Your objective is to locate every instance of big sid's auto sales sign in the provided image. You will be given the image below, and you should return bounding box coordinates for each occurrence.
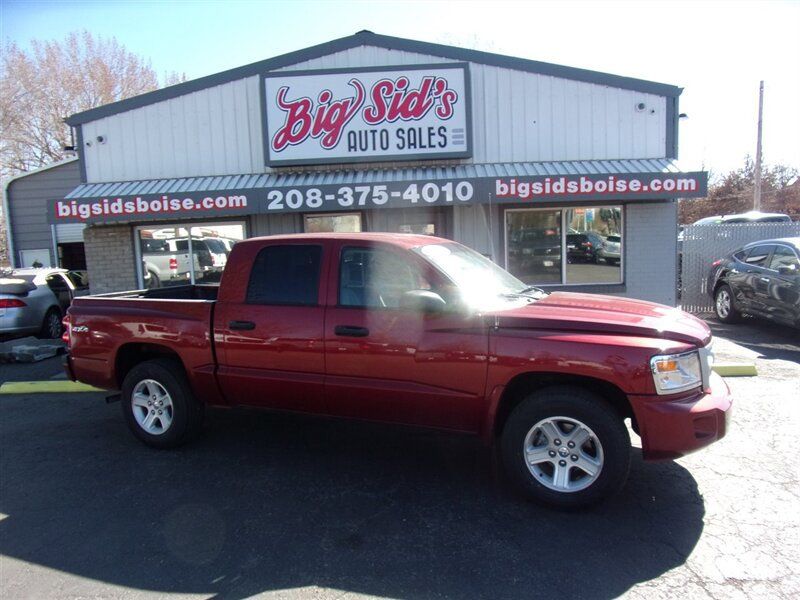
[262,64,471,166]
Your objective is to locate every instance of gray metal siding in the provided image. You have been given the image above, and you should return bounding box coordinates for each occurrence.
[251,212,302,236]
[55,223,86,243]
[80,46,668,183]
[622,201,678,305]
[6,160,81,266]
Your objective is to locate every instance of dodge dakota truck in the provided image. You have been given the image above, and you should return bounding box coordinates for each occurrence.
[64,233,732,507]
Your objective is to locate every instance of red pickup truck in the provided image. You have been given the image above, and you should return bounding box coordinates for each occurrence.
[64,233,732,507]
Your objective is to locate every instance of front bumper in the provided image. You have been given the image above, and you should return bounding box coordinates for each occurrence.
[633,371,733,460]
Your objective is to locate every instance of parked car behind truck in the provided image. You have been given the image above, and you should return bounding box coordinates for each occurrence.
[1,268,89,338]
[64,233,732,508]
[708,237,800,328]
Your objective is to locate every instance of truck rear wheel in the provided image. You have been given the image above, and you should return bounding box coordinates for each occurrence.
[121,358,204,449]
[500,386,630,508]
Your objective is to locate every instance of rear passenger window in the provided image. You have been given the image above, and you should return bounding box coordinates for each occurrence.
[247,245,322,305]
[768,246,800,271]
[744,245,774,267]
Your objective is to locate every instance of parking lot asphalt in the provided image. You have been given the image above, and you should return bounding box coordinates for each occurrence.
[1,319,798,599]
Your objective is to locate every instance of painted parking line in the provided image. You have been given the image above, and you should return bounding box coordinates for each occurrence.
[0,381,103,394]
[713,363,758,377]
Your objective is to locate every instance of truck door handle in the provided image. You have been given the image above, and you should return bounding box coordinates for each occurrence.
[760,277,770,283]
[334,325,369,337]
[229,320,256,330]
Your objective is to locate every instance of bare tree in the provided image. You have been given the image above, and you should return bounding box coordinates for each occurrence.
[0,30,184,266]
[679,157,800,224]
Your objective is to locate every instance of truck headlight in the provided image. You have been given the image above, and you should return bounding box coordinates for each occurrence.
[650,350,702,395]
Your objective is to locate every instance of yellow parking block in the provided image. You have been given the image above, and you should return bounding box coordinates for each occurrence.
[0,381,104,394]
[712,363,758,377]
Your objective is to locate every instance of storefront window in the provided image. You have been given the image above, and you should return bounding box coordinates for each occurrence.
[189,224,245,284]
[137,222,245,288]
[304,213,362,233]
[505,210,562,284]
[397,223,436,235]
[565,207,622,284]
[505,207,623,286]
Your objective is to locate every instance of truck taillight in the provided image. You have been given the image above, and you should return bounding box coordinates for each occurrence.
[711,259,723,267]
[62,314,71,346]
[169,258,178,270]
[0,298,27,308]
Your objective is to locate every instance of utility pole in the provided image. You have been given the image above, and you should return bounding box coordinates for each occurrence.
[753,80,764,211]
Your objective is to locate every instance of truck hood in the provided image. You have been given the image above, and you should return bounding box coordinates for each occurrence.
[489,292,711,346]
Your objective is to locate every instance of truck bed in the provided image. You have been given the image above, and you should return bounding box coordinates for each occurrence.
[67,284,222,404]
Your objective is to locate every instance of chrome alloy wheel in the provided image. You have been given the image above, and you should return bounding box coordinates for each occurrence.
[131,379,174,435]
[716,288,731,319]
[523,416,604,493]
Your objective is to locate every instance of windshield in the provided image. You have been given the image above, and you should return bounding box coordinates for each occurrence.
[415,242,545,308]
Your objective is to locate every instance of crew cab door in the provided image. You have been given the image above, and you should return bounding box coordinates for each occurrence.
[764,244,800,325]
[735,244,775,314]
[214,241,329,412]
[323,242,489,433]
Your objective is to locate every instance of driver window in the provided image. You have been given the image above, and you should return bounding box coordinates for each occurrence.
[339,247,431,308]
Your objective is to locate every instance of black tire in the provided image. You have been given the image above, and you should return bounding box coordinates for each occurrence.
[500,385,631,509]
[714,283,741,323]
[120,358,204,449]
[146,270,160,289]
[38,307,62,339]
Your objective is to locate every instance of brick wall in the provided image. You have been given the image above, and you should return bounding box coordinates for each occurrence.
[623,201,678,306]
[83,225,137,294]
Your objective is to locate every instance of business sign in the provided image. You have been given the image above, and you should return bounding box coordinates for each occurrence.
[49,171,707,224]
[262,64,471,166]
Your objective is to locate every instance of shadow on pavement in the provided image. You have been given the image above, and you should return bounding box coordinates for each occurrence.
[1,395,705,599]
[708,318,800,364]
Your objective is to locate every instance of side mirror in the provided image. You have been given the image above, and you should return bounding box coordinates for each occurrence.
[401,289,447,313]
[778,264,798,276]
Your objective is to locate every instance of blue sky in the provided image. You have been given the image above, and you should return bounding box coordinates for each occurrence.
[2,0,799,176]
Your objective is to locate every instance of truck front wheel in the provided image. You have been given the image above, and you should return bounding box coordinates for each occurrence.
[500,386,630,508]
[121,358,204,448]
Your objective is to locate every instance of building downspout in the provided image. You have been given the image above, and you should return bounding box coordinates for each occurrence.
[50,224,59,268]
[1,183,17,268]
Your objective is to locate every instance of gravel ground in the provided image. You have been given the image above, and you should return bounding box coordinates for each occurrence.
[0,318,798,599]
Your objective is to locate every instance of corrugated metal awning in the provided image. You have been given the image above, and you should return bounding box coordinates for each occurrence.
[65,158,686,199]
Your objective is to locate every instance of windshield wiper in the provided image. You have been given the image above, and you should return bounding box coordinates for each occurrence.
[498,287,548,302]
[518,285,548,296]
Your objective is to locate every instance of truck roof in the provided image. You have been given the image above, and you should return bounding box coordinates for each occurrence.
[237,232,451,249]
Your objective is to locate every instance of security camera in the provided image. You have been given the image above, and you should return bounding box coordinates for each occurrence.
[636,102,646,112]
[96,135,106,144]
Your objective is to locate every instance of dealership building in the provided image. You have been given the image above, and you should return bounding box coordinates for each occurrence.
[8,31,707,303]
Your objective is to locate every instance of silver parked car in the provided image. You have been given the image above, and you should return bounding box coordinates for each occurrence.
[598,234,621,265]
[0,268,89,338]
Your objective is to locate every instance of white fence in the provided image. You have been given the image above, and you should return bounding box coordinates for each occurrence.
[679,222,800,313]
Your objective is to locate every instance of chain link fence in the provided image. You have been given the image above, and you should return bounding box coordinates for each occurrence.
[679,222,800,313]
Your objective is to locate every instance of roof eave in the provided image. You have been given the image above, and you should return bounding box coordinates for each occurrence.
[65,30,682,127]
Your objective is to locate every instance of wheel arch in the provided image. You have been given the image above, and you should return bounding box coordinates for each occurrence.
[491,372,634,439]
[114,343,184,389]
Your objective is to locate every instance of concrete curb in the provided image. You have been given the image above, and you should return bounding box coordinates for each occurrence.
[0,381,103,394]
[713,363,758,377]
